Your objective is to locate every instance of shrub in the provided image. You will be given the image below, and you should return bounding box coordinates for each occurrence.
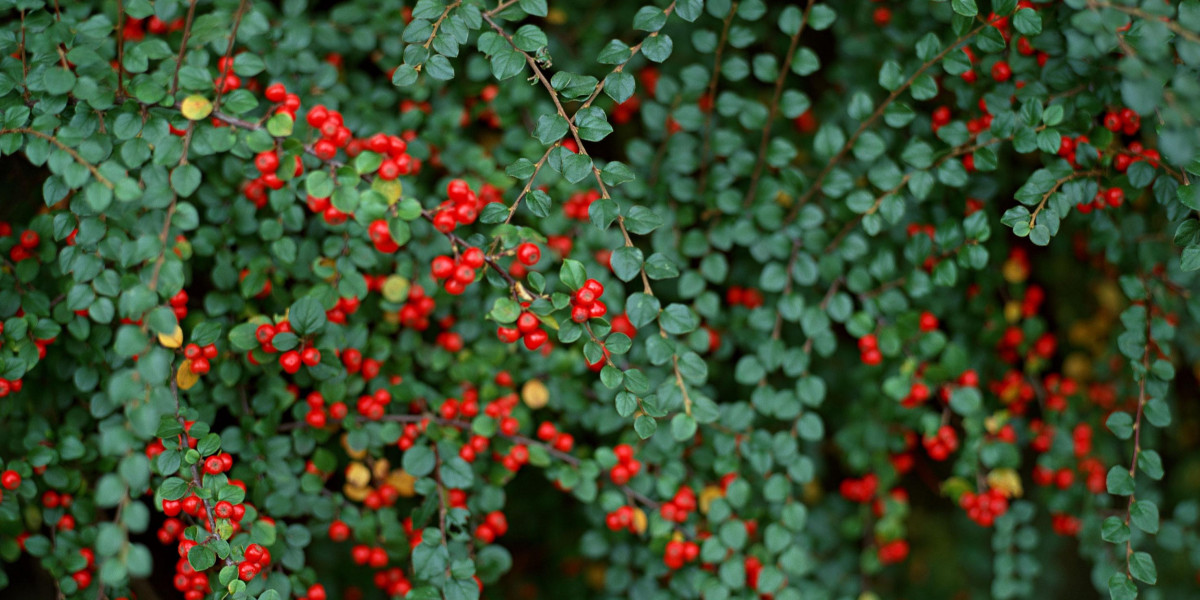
[1,0,1199,598]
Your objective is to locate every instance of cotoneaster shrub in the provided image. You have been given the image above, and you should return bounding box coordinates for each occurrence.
[1,0,1200,598]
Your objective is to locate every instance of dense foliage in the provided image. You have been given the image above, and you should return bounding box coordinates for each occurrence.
[1,0,1200,598]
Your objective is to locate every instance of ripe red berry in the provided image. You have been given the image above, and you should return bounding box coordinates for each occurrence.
[516,243,540,266]
[1,470,20,490]
[301,347,321,366]
[280,350,302,374]
[918,311,939,332]
[264,83,287,103]
[254,151,279,174]
[190,357,210,375]
[203,456,223,475]
[990,61,1011,82]
[19,230,39,249]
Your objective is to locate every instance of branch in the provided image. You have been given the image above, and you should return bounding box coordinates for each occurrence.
[743,0,816,208]
[785,21,989,223]
[0,128,114,189]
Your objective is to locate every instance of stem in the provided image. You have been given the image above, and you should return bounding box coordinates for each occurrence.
[786,21,989,222]
[170,0,199,96]
[696,1,739,196]
[0,128,114,189]
[743,0,816,208]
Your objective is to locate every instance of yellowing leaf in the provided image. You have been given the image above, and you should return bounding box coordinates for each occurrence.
[698,485,724,514]
[181,95,213,121]
[371,458,391,481]
[382,275,411,303]
[176,360,200,391]
[631,507,647,534]
[987,469,1024,498]
[372,179,403,205]
[158,325,184,349]
[343,483,371,502]
[387,470,417,497]
[345,462,371,488]
[521,379,549,409]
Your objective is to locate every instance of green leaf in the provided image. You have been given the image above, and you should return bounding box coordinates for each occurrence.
[1130,500,1159,534]
[188,544,217,571]
[402,444,435,478]
[634,415,657,438]
[289,297,327,336]
[171,165,202,197]
[952,0,978,17]
[1129,552,1156,584]
[513,25,549,51]
[1106,466,1135,496]
[610,247,644,282]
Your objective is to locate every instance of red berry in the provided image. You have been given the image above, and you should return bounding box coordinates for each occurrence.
[301,347,321,366]
[516,243,540,266]
[0,470,19,490]
[265,83,287,103]
[280,350,302,374]
[990,61,1011,82]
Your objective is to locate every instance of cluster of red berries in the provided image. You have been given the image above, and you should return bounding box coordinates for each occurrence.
[1077,187,1125,214]
[302,391,348,428]
[658,486,697,523]
[458,434,491,463]
[0,372,23,397]
[304,193,348,225]
[326,295,361,325]
[362,484,403,512]
[183,342,219,375]
[563,189,601,220]
[725,286,764,309]
[662,539,700,569]
[397,420,428,450]
[368,219,402,253]
[857,333,883,366]
[431,179,487,233]
[7,227,39,262]
[372,567,413,597]
[535,421,575,453]
[605,505,639,532]
[922,425,960,461]
[1057,134,1101,169]
[474,511,509,544]
[431,247,484,295]
[170,538,212,598]
[1113,141,1161,173]
[202,452,233,476]
[497,306,549,351]
[839,474,879,503]
[1102,107,1141,136]
[1031,464,1077,490]
[1051,513,1082,536]
[398,284,437,329]
[213,56,245,94]
[351,544,390,568]
[608,444,642,485]
[570,279,607,323]
[900,380,931,408]
[439,388,481,420]
[496,443,530,473]
[243,147,304,207]
[121,15,184,41]
[235,543,271,581]
[959,488,1009,527]
[168,289,189,320]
